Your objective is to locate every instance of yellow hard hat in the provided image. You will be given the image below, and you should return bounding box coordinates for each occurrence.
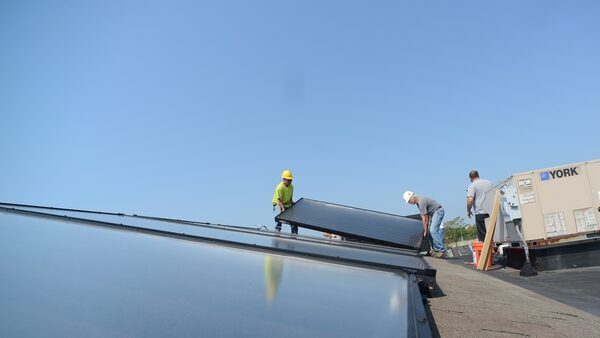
[281,170,293,180]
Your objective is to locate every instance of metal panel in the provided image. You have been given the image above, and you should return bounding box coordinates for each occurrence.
[276,198,424,250]
[0,211,432,337]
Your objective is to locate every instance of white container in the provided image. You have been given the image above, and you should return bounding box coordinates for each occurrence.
[486,160,600,246]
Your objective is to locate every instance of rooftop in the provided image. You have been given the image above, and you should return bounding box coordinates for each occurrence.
[427,257,600,337]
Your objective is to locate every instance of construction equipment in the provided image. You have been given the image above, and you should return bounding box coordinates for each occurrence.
[484,159,600,271]
[488,159,600,246]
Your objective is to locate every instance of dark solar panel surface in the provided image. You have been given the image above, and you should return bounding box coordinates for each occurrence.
[276,199,424,250]
[0,212,420,338]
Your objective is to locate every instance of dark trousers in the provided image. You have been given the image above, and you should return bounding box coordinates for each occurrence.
[275,222,298,234]
[476,214,489,241]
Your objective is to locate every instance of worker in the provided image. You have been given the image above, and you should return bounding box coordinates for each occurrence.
[466,170,494,241]
[403,191,446,258]
[272,170,298,234]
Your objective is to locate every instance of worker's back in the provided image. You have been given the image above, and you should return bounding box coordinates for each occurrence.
[468,179,493,214]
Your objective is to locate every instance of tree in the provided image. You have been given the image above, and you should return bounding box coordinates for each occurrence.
[444,216,466,229]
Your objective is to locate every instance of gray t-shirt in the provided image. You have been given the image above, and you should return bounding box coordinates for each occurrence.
[467,178,494,214]
[416,196,442,216]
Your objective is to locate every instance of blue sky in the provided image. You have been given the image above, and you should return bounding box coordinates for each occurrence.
[1,1,599,229]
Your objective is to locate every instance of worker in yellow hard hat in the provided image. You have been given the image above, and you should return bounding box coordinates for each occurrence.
[272,170,297,234]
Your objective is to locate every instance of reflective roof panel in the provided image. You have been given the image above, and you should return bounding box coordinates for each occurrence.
[0,205,435,276]
[276,199,424,250]
[0,212,426,338]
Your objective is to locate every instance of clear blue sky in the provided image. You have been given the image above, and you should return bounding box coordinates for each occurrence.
[1,1,599,229]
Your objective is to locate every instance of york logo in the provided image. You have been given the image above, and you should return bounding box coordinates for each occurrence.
[540,167,578,181]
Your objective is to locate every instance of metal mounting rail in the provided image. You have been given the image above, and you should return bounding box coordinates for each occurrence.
[0,201,257,229]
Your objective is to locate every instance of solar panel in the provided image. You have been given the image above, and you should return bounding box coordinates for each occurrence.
[0,209,432,337]
[276,198,424,250]
[0,204,435,277]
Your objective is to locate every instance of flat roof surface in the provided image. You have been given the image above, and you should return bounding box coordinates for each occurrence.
[487,265,600,317]
[447,254,600,316]
[427,258,600,337]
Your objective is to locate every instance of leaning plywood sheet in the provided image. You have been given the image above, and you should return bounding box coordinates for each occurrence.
[276,198,424,250]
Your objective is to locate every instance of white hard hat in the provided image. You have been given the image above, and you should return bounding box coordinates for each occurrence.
[403,191,414,204]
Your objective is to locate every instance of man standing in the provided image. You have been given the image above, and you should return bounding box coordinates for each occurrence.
[403,191,446,258]
[272,170,298,234]
[467,170,494,241]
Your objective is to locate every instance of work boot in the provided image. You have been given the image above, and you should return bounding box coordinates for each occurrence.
[433,251,445,258]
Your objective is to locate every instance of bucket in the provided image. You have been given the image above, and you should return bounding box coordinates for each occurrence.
[472,242,492,268]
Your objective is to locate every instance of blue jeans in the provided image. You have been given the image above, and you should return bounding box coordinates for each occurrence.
[429,208,446,252]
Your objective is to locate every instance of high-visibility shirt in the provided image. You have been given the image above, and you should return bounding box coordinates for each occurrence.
[272,182,294,207]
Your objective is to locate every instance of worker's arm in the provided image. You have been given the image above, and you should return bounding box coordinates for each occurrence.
[277,199,285,212]
[467,197,474,218]
[422,214,429,238]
